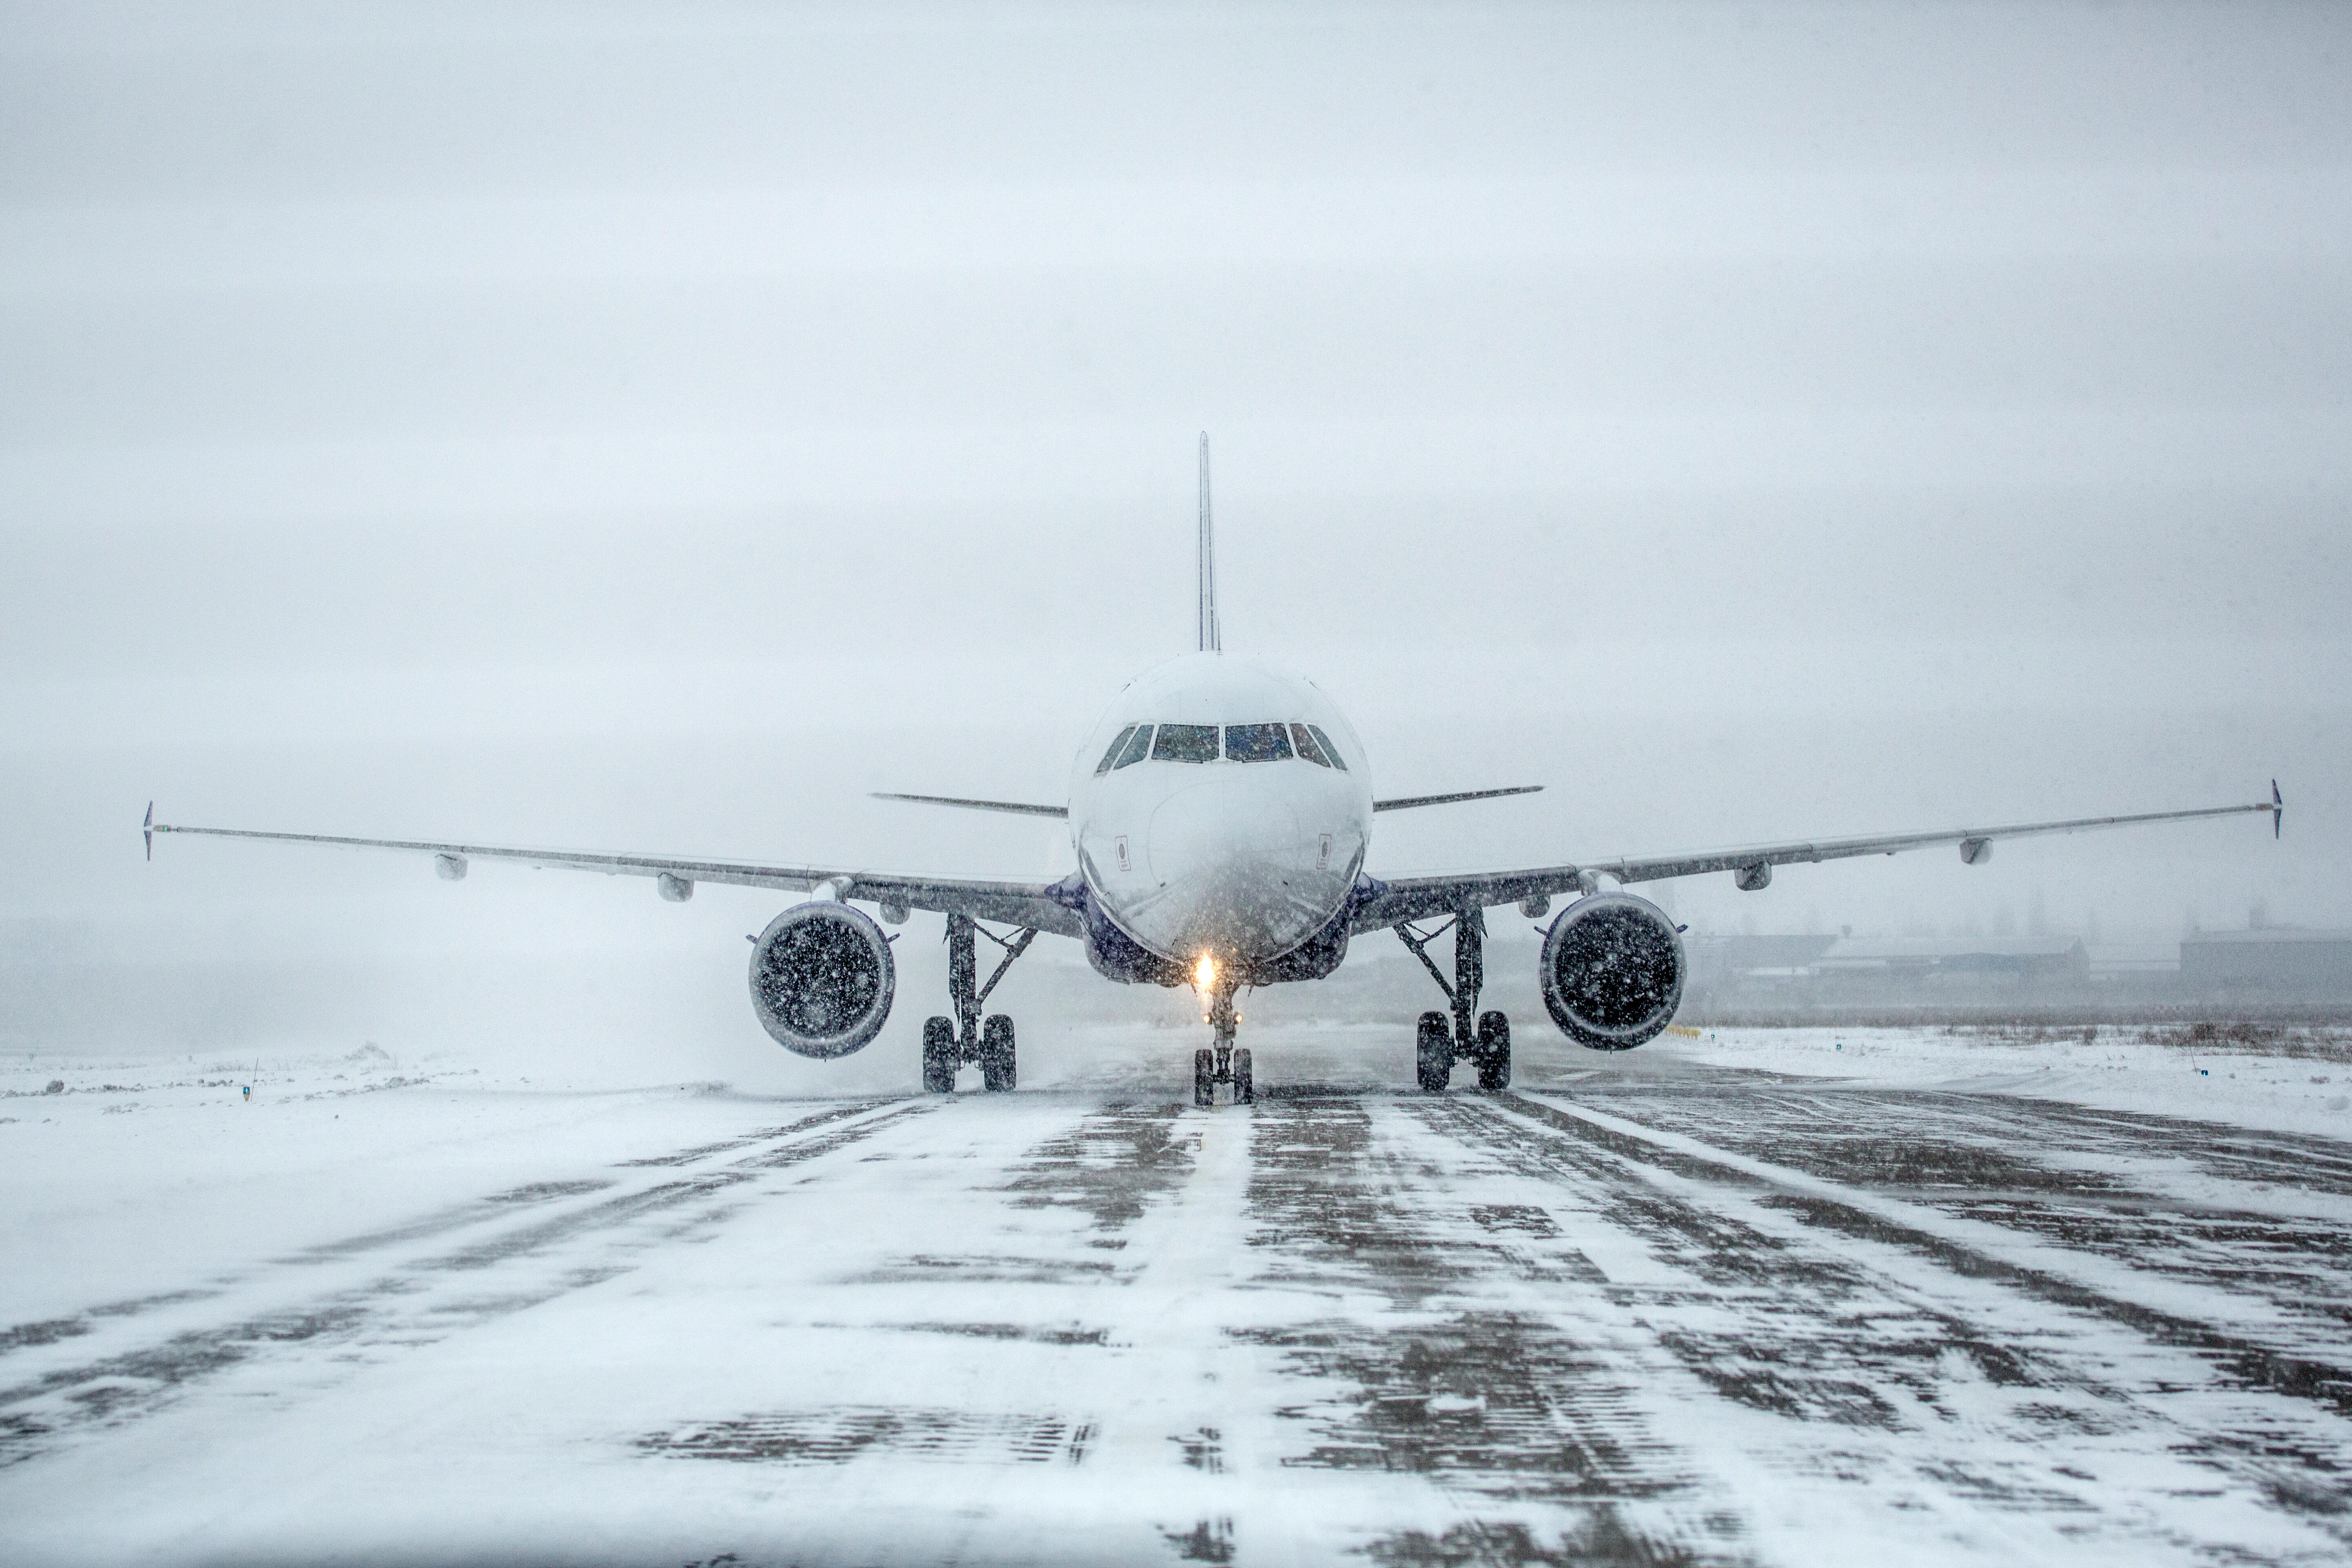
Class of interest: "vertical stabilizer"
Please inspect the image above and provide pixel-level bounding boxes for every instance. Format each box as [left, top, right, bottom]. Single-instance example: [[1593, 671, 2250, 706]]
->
[[1196, 432, 1221, 652]]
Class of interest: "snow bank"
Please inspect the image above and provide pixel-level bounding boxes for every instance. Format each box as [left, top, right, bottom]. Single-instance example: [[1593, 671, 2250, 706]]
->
[[1638, 1023, 2352, 1139]]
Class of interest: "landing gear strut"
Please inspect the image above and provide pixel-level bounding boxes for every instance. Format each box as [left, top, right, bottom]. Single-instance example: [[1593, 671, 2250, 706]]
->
[[1192, 977, 1254, 1109], [923, 913, 1036, 1093], [1396, 906, 1510, 1092]]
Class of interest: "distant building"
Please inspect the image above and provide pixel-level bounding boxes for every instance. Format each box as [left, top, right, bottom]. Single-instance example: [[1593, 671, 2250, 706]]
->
[[1685, 935, 1839, 980], [1680, 925, 2352, 1019], [2180, 929, 2352, 998], [1682, 935, 1839, 1011], [1813, 935, 2090, 985], [1683, 933, 2096, 1012]]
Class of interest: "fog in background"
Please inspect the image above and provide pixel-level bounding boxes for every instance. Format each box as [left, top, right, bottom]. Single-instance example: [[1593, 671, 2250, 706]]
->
[[5, 2, 2348, 1087]]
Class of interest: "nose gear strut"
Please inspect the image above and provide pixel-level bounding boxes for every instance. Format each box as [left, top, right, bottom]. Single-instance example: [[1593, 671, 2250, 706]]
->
[[1192, 973, 1254, 1108], [1395, 905, 1511, 1092]]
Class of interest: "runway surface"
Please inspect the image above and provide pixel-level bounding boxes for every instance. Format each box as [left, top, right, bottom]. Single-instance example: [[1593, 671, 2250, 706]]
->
[[5, 1035, 2352, 1566]]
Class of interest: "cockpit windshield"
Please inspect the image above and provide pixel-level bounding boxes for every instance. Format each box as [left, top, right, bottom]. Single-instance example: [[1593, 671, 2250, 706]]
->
[[1150, 724, 1220, 763], [1094, 725, 1138, 775], [1107, 722, 1336, 768], [1223, 723, 1292, 762]]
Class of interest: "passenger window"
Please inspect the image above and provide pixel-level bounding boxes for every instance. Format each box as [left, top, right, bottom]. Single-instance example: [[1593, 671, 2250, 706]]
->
[[1224, 723, 1292, 762], [1096, 725, 1138, 775], [1290, 723, 1331, 767], [1151, 724, 1219, 763], [1113, 724, 1154, 769], [1307, 724, 1348, 770]]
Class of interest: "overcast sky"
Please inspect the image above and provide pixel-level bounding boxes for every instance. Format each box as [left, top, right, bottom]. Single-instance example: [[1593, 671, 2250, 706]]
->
[[4, 3, 2348, 1067]]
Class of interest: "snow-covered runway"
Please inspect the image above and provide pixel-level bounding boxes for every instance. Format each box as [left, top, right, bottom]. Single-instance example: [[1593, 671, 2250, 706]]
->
[[5, 1033, 2351, 1566]]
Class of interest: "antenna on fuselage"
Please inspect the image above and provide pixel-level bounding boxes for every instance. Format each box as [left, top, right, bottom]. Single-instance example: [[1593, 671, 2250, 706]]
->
[[1197, 432, 1221, 653]]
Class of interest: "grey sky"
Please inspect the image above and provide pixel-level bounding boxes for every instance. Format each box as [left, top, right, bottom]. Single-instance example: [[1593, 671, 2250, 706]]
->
[[4, 4, 2347, 1071]]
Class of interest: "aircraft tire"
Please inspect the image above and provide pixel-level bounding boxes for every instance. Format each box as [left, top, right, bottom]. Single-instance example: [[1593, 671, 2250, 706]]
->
[[1476, 1011, 1512, 1091], [1194, 1049, 1215, 1108], [1415, 1011, 1454, 1092], [922, 1016, 958, 1094], [980, 1014, 1016, 1092], [1233, 1048, 1254, 1105]]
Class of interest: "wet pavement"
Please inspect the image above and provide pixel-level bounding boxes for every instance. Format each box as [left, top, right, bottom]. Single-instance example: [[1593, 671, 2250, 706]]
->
[[4, 1053, 2352, 1565]]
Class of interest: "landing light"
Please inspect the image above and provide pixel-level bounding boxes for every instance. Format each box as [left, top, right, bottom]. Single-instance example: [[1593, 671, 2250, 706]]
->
[[1195, 955, 1216, 990]]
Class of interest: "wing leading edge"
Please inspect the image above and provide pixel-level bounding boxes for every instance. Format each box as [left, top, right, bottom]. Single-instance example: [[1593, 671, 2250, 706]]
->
[[870, 793, 1068, 818], [1373, 785, 1542, 812], [1354, 786, 2283, 930], [146, 820, 1082, 937]]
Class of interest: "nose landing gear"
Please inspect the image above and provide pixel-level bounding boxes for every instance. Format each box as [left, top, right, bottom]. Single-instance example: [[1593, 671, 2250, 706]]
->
[[1397, 906, 1511, 1092], [1192, 980, 1254, 1108], [922, 913, 1036, 1093]]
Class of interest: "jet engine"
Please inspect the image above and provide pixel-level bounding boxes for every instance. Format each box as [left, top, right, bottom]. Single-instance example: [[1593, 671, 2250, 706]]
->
[[747, 901, 895, 1057], [1539, 891, 1686, 1051]]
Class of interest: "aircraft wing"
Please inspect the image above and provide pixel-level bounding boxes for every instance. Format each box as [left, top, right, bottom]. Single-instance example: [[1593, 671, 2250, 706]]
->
[[1352, 786, 2283, 931], [146, 817, 1084, 937]]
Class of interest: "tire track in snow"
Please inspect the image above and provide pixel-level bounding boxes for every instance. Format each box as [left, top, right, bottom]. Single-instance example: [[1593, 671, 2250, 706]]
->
[[0, 1097, 931, 1468], [633, 1092, 1225, 1560], [1542, 1081, 2352, 1367], [1238, 1091, 1736, 1564], [1506, 1089, 2352, 1416], [1456, 1090, 2352, 1553], [0, 1099, 898, 1367], [1554, 1074, 2352, 1197]]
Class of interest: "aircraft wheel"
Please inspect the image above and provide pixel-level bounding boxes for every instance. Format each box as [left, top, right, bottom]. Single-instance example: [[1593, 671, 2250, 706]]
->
[[922, 1016, 958, 1094], [1415, 1011, 1454, 1092], [1476, 1011, 1512, 1091], [980, 1014, 1016, 1092], [1194, 1048, 1215, 1108], [1233, 1048, 1254, 1105]]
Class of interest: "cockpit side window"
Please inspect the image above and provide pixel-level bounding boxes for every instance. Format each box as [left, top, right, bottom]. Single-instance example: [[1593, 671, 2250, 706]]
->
[[1306, 724, 1348, 770], [1095, 725, 1138, 775], [1113, 724, 1154, 769], [1223, 722, 1293, 762], [1151, 724, 1219, 763], [1289, 723, 1331, 767]]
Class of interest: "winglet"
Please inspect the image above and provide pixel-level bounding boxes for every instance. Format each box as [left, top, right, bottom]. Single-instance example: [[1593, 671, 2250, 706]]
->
[[1196, 432, 1220, 653], [2273, 779, 2284, 840], [144, 801, 154, 862]]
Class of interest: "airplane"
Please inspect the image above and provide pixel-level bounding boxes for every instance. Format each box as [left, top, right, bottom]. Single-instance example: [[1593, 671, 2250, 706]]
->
[[147, 436, 2285, 1107]]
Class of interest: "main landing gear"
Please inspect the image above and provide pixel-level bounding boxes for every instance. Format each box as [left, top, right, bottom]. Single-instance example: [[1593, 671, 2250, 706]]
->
[[923, 913, 1036, 1094], [1192, 978, 1255, 1109], [1396, 906, 1510, 1092]]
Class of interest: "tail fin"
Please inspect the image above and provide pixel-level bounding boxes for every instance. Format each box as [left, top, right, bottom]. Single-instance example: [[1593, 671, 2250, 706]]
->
[[1196, 432, 1220, 653]]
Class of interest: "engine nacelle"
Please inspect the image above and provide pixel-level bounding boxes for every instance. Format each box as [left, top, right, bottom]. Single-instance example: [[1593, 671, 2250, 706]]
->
[[1539, 891, 1686, 1051], [747, 902, 895, 1058]]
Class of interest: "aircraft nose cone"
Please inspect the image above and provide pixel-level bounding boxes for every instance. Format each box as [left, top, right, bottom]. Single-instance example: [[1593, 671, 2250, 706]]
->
[[1149, 781, 1299, 871], [1145, 782, 1327, 957]]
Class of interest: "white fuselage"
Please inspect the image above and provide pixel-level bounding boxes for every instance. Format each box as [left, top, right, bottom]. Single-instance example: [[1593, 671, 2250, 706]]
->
[[1066, 653, 1374, 968]]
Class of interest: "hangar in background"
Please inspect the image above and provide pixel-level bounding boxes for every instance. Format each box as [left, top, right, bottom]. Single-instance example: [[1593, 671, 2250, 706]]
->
[[1815, 936, 2091, 988], [2181, 929, 2352, 999], [1684, 926, 2352, 1017]]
